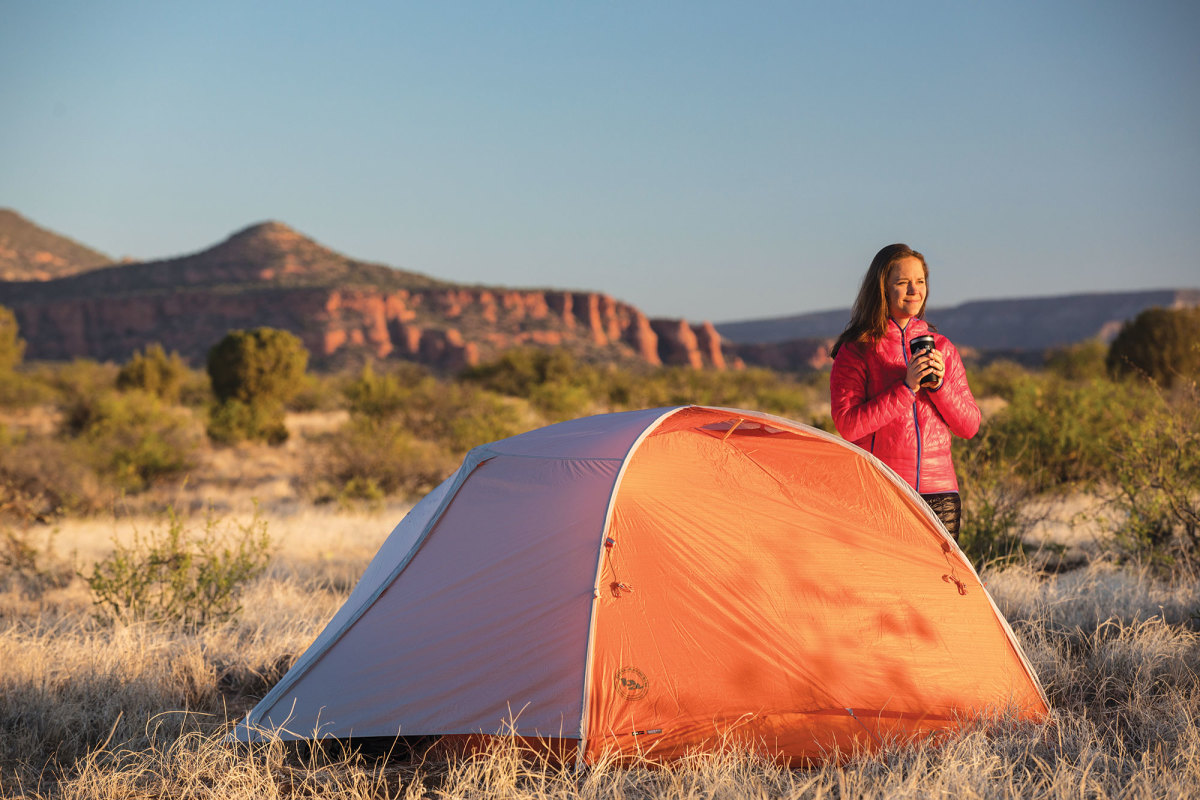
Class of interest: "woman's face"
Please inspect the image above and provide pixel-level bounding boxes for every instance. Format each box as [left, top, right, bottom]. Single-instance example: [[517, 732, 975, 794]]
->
[[886, 256, 927, 322]]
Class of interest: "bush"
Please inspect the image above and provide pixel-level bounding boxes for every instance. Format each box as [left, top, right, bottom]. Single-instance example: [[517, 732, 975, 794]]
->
[[0, 306, 45, 408], [205, 398, 288, 446], [683, 368, 818, 417], [347, 364, 526, 452], [116, 344, 189, 403], [1107, 306, 1200, 388], [311, 417, 456, 502], [461, 348, 601, 420], [0, 369, 53, 409], [60, 390, 199, 493], [285, 371, 346, 413], [85, 506, 272, 627], [206, 328, 309, 444], [0, 305, 25, 373], [967, 359, 1035, 402], [0, 427, 109, 516], [0, 525, 73, 598], [30, 358, 119, 405], [1044, 339, 1108, 382], [464, 350, 826, 425], [1105, 384, 1200, 572], [953, 430, 1037, 567], [965, 372, 1157, 492], [207, 328, 309, 405], [343, 362, 432, 420], [461, 348, 581, 398]]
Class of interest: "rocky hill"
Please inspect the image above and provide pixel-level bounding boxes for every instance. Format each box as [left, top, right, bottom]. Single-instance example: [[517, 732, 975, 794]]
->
[[0, 220, 726, 370], [0, 209, 114, 281]]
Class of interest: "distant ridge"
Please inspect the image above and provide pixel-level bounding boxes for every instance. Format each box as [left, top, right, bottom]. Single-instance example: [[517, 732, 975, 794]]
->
[[0, 220, 449, 304], [717, 289, 1200, 352], [0, 209, 113, 281], [2, 209, 1196, 371], [0, 216, 725, 370]]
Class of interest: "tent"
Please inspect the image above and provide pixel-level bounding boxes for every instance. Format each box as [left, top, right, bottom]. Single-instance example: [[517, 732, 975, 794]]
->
[[231, 405, 1049, 764]]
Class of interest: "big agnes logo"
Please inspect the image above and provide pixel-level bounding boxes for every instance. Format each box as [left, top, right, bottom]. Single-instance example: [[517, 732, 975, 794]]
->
[[614, 667, 648, 700]]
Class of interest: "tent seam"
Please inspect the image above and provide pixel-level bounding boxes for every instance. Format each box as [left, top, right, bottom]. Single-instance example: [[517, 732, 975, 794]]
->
[[574, 405, 686, 770]]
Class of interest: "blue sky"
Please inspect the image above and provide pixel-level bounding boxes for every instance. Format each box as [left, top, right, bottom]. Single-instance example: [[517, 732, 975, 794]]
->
[[2, 1, 1197, 322]]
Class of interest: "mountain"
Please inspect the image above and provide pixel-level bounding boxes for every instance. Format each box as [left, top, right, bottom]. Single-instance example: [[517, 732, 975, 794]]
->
[[4, 211, 1194, 373], [0, 209, 114, 281], [1, 220, 449, 304], [718, 289, 1200, 355], [0, 220, 725, 370]]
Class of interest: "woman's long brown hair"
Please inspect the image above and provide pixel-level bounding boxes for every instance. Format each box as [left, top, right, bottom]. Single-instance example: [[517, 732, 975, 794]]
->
[[830, 243, 929, 358]]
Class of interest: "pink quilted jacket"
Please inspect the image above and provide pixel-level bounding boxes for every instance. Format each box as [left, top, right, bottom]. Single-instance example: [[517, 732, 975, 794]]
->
[[830, 318, 980, 494]]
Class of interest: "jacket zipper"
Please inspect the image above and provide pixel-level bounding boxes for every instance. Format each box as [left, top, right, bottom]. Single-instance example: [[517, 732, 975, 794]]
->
[[896, 319, 923, 492]]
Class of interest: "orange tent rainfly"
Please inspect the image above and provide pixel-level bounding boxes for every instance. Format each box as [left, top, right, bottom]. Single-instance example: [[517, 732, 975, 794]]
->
[[231, 406, 1049, 764]]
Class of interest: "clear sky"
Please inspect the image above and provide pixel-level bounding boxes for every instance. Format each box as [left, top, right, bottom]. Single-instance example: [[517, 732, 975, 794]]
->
[[2, 1, 1197, 322]]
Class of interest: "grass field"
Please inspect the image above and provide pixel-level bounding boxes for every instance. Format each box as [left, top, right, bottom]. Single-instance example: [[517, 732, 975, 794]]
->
[[3, 499, 1198, 799]]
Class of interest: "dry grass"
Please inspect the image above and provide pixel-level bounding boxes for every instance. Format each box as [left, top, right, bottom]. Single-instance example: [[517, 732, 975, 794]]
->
[[2, 508, 1199, 798]]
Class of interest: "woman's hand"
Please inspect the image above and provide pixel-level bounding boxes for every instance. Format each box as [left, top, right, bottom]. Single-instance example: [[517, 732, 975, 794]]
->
[[905, 349, 945, 392]]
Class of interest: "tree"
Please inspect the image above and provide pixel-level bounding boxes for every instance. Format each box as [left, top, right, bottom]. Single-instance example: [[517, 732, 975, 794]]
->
[[0, 306, 25, 373], [206, 328, 308, 444], [1107, 307, 1200, 388], [116, 343, 188, 402]]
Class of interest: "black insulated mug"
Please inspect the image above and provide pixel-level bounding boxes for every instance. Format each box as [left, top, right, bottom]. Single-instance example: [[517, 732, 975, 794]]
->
[[909, 334, 937, 385]]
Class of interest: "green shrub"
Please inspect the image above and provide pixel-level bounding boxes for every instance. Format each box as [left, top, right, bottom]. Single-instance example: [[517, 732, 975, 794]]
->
[[634, 367, 819, 418], [966, 373, 1157, 491], [348, 364, 526, 452], [85, 506, 272, 627], [441, 388, 527, 450], [312, 417, 455, 501], [343, 362, 432, 420], [207, 328, 309, 404], [1044, 339, 1108, 382], [967, 359, 1035, 402], [0, 306, 47, 407], [34, 358, 120, 402], [205, 398, 289, 446], [0, 426, 109, 515], [1104, 384, 1200, 571], [0, 305, 25, 373], [206, 328, 309, 444], [461, 348, 581, 398], [953, 430, 1035, 567], [527, 379, 594, 420], [1107, 306, 1200, 388], [286, 371, 347, 412], [0, 368, 53, 408], [60, 390, 199, 492], [461, 348, 605, 420], [463, 349, 828, 425], [116, 344, 189, 402]]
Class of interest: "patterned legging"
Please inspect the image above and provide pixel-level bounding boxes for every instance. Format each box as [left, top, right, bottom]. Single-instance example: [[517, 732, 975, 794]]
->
[[921, 492, 962, 542]]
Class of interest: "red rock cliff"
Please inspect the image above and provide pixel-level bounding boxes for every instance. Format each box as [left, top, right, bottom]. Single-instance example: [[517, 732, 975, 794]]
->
[[0, 221, 739, 372]]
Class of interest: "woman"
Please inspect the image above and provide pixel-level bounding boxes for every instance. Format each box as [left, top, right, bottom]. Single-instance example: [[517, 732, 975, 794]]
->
[[829, 243, 980, 540]]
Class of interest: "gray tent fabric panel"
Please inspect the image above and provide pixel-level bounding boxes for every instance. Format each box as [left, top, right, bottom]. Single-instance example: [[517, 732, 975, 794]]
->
[[233, 464, 469, 739], [251, 453, 623, 739], [482, 406, 672, 461]]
